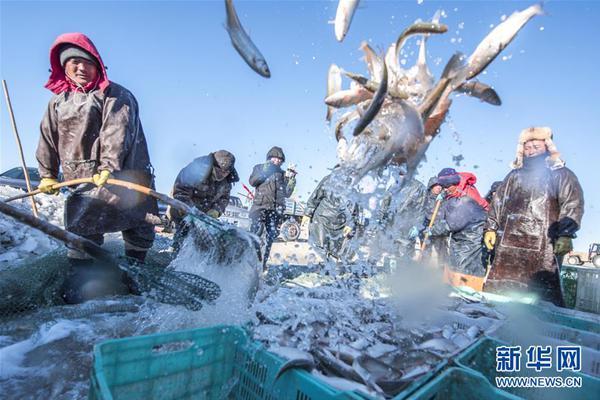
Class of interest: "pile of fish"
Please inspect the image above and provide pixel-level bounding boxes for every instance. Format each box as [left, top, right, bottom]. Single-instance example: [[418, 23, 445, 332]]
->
[[250, 270, 506, 398], [327, 3, 544, 182]]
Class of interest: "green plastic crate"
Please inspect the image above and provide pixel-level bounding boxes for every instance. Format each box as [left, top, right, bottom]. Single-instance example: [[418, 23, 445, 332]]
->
[[455, 337, 600, 400], [89, 325, 364, 400], [408, 367, 521, 400]]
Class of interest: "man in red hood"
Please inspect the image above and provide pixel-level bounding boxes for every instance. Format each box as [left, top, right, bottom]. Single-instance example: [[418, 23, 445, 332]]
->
[[437, 168, 489, 211], [36, 33, 158, 301]]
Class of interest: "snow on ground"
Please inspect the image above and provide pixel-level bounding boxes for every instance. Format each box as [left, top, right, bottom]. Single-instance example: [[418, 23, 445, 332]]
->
[[0, 186, 64, 267]]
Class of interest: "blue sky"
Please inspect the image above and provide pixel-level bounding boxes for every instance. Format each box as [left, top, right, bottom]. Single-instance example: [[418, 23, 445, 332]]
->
[[1, 0, 599, 250]]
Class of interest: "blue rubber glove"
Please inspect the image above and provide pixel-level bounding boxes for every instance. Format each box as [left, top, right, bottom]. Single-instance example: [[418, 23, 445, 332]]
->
[[422, 227, 432, 237], [436, 193, 445, 202]]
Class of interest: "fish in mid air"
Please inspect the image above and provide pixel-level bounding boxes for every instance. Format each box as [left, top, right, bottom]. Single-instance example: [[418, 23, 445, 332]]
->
[[224, 0, 271, 78], [467, 3, 544, 79], [334, 0, 360, 42]]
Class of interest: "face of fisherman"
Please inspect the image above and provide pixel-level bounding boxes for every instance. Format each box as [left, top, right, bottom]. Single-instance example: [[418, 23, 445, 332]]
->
[[64, 57, 98, 87], [270, 157, 283, 166], [431, 185, 442, 195], [445, 185, 457, 195], [523, 139, 548, 158]]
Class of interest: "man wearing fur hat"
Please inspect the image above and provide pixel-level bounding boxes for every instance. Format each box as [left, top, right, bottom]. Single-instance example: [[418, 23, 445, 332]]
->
[[249, 146, 296, 269], [484, 127, 584, 306]]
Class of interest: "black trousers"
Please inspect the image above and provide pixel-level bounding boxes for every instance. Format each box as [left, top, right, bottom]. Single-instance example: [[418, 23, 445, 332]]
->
[[250, 209, 281, 268]]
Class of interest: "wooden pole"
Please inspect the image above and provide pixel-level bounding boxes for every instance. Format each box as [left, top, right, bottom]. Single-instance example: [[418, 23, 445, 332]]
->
[[2, 80, 38, 217], [415, 198, 443, 262]]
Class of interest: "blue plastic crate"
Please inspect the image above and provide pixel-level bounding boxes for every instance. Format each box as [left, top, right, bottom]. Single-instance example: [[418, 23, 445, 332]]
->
[[455, 336, 600, 400], [408, 367, 521, 400], [89, 325, 364, 400]]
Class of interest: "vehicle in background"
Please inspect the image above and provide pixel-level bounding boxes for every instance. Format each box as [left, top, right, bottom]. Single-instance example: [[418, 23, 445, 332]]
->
[[278, 199, 307, 242], [221, 196, 251, 230], [567, 243, 600, 268], [0, 167, 41, 191]]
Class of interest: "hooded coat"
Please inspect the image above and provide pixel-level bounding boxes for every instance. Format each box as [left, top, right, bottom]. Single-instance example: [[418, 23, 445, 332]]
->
[[305, 172, 358, 257], [36, 33, 157, 236], [484, 153, 584, 304], [171, 154, 239, 221], [447, 172, 489, 211], [249, 147, 295, 216], [430, 193, 487, 277]]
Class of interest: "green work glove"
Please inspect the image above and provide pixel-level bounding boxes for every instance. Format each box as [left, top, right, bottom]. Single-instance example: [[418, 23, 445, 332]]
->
[[206, 209, 220, 219], [554, 236, 573, 256], [484, 231, 496, 251], [38, 178, 60, 195], [92, 170, 111, 187]]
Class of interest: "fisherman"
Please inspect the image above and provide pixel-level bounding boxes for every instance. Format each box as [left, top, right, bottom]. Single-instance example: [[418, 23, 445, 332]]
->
[[303, 167, 359, 261], [378, 168, 427, 260], [168, 150, 239, 252], [437, 168, 489, 211], [249, 147, 296, 269], [419, 176, 448, 264], [426, 169, 488, 288], [484, 181, 503, 204], [484, 127, 584, 306], [36, 33, 158, 302]]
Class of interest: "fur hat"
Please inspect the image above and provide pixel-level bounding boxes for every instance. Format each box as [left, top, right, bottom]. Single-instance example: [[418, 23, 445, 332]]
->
[[511, 127, 564, 169]]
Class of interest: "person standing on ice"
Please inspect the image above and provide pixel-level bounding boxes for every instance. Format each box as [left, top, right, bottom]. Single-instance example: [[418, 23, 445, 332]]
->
[[168, 150, 239, 252], [36, 33, 158, 266], [484, 127, 584, 306], [419, 176, 449, 264], [304, 167, 359, 261], [426, 169, 488, 288], [248, 146, 296, 270]]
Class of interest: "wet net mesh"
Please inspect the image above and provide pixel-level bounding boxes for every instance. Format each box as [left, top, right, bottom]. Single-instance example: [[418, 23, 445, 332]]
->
[[0, 212, 260, 317]]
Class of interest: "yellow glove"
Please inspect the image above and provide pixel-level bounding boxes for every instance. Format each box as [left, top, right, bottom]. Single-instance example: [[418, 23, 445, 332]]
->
[[484, 231, 496, 251], [302, 216, 310, 225], [38, 178, 59, 195], [343, 226, 353, 237], [92, 170, 111, 187], [207, 209, 220, 219]]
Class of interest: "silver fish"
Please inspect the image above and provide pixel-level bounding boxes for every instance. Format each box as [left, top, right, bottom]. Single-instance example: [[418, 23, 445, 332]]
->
[[343, 70, 408, 99], [418, 52, 467, 121], [326, 64, 343, 121], [334, 0, 360, 42], [395, 22, 448, 59], [224, 0, 271, 78], [456, 81, 501, 106], [359, 41, 383, 79], [325, 84, 373, 108], [413, 11, 442, 91], [467, 3, 544, 80], [416, 337, 458, 354], [353, 61, 388, 137]]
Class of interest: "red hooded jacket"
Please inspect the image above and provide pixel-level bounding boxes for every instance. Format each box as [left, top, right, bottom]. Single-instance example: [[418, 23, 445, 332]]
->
[[45, 32, 110, 94], [447, 172, 489, 211]]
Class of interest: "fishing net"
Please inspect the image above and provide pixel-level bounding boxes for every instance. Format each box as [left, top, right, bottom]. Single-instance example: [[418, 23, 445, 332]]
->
[[0, 205, 260, 317]]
